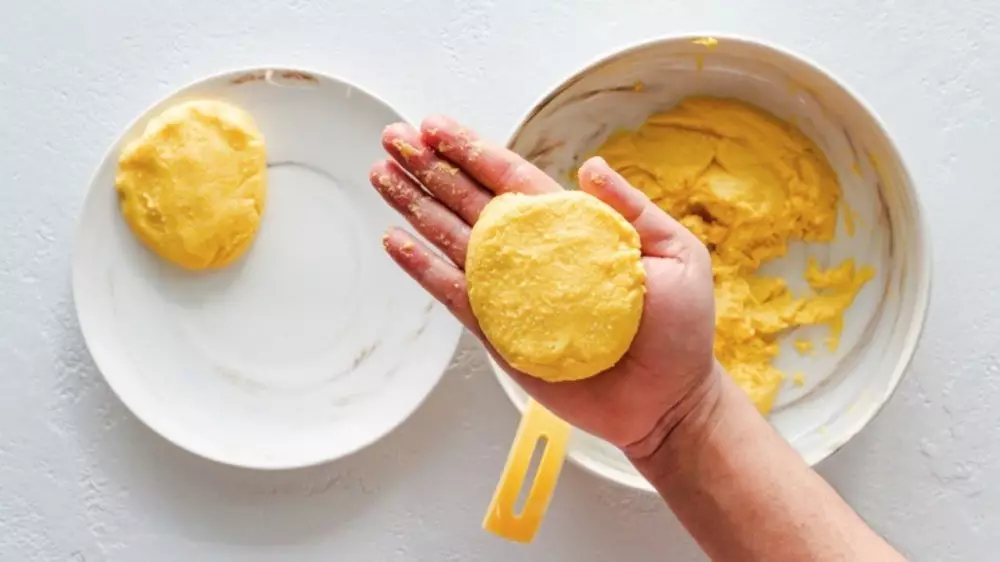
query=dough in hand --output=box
[116,99,267,270]
[466,191,645,382]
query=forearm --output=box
[631,370,904,562]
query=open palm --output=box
[370,116,721,458]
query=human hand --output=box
[370,116,722,459]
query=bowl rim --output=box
[71,64,463,470]
[495,32,933,492]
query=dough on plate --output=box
[466,191,646,382]
[116,99,267,270]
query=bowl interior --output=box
[498,37,929,491]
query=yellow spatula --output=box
[483,399,570,543]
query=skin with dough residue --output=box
[594,96,874,414]
[115,99,267,270]
[465,191,646,382]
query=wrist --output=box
[623,361,727,465]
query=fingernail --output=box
[382,122,410,139]
[370,170,390,188]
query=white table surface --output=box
[1,0,994,560]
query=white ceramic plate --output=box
[492,36,931,492]
[73,68,462,469]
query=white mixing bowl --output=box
[490,35,931,492]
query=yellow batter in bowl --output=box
[466,191,646,382]
[116,99,267,270]
[595,96,873,414]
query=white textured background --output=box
[1,1,994,560]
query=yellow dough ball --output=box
[466,191,646,382]
[115,99,267,270]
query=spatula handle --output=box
[483,399,570,543]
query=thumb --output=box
[577,156,700,261]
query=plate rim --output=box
[71,64,462,470]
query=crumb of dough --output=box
[843,200,857,236]
[115,99,267,270]
[802,257,875,352]
[593,96,874,414]
[434,161,459,176]
[866,150,884,178]
[391,138,423,161]
[465,191,645,382]
[794,339,814,355]
[792,372,806,387]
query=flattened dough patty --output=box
[466,191,645,382]
[116,99,267,270]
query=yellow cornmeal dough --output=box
[116,99,267,270]
[466,191,645,382]
[595,96,873,414]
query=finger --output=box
[382,123,493,224]
[577,156,699,260]
[370,160,470,268]
[420,115,561,196]
[382,227,525,375]
[382,228,478,331]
